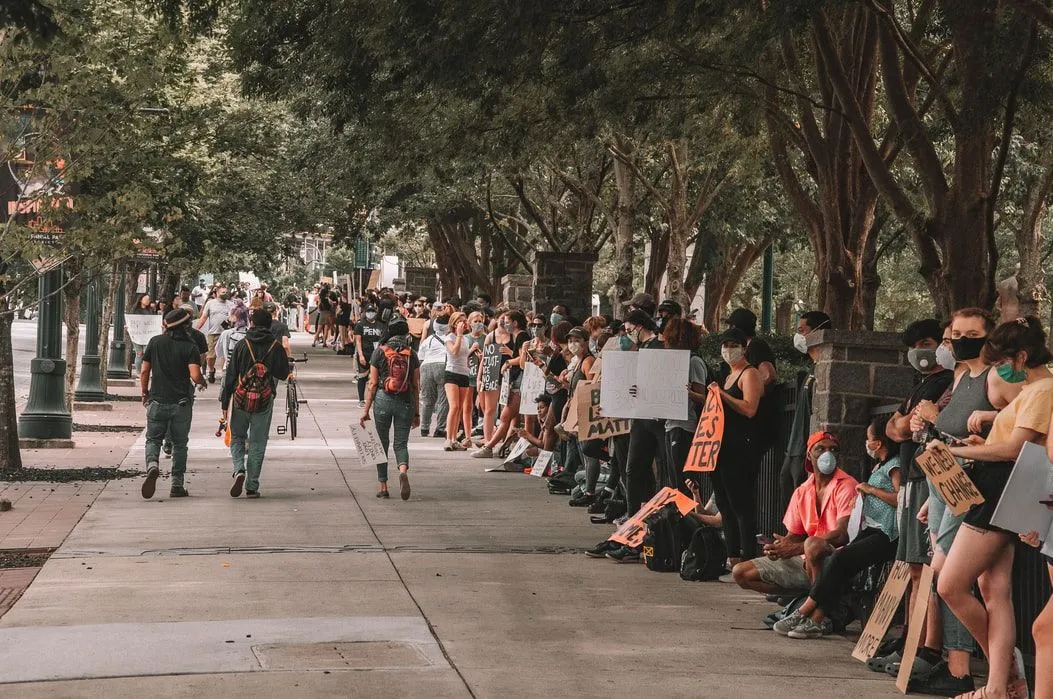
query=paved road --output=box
[0,333,911,697]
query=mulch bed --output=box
[0,551,51,569]
[0,467,142,483]
[72,423,143,433]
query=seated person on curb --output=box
[773,416,901,640]
[732,431,858,598]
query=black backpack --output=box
[642,504,685,572]
[680,525,728,581]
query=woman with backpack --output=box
[217,303,250,371]
[361,317,421,500]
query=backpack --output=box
[382,345,412,394]
[225,328,247,358]
[233,339,279,413]
[642,503,685,572]
[680,525,728,581]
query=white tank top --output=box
[444,335,471,375]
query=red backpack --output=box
[382,345,412,394]
[233,339,279,412]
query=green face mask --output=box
[996,362,1027,383]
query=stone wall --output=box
[533,251,597,318]
[808,329,912,478]
[403,267,438,300]
[501,274,532,310]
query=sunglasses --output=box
[529,322,544,327]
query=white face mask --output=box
[793,332,809,354]
[817,451,837,475]
[935,344,956,370]
[568,341,582,355]
[721,347,744,365]
[865,445,880,460]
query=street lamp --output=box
[106,265,129,378]
[18,265,73,440]
[73,271,106,400]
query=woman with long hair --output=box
[663,317,707,492]
[443,312,474,450]
[472,310,528,458]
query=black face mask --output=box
[952,336,986,361]
[435,315,450,324]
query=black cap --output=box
[567,326,587,340]
[719,327,749,345]
[163,308,191,328]
[625,309,658,332]
[727,308,757,335]
[657,299,682,315]
[624,292,656,314]
[364,304,377,312]
[388,316,409,333]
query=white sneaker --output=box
[773,610,805,636]
[470,446,494,458]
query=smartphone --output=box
[756,534,773,546]
[1040,500,1053,506]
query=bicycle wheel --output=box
[287,380,298,440]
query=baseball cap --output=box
[261,301,277,313]
[719,327,749,346]
[727,308,758,335]
[624,292,656,313]
[625,309,658,332]
[805,431,840,473]
[657,299,682,315]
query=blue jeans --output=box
[230,402,275,493]
[133,343,146,372]
[928,484,976,652]
[145,401,192,486]
[373,391,412,482]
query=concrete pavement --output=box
[0,333,913,697]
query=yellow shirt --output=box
[986,377,1053,446]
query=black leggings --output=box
[357,358,369,402]
[811,527,896,614]
[625,419,666,515]
[606,433,629,496]
[663,428,693,494]
[711,440,759,560]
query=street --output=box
[0,332,909,698]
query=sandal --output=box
[954,689,988,699]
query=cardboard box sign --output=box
[683,384,725,473]
[576,381,631,441]
[914,441,984,516]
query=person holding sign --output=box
[663,317,707,494]
[711,327,764,575]
[129,293,157,373]
[472,311,529,459]
[933,317,1053,699]
[474,320,507,447]
[361,317,421,500]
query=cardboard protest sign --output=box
[599,351,637,418]
[852,561,912,662]
[992,442,1053,542]
[125,314,163,346]
[519,362,547,416]
[480,342,502,392]
[561,382,585,436]
[349,421,388,467]
[530,450,554,477]
[486,437,530,473]
[633,349,690,420]
[683,384,725,473]
[896,565,935,693]
[407,318,427,338]
[499,374,511,406]
[914,441,984,516]
[576,380,631,441]
[608,487,697,549]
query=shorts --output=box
[926,479,966,555]
[206,334,220,360]
[444,372,469,388]
[337,315,351,327]
[316,311,334,325]
[751,554,810,592]
[896,479,931,563]
[962,462,1014,532]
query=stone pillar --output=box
[403,267,438,300]
[501,274,532,310]
[74,274,106,401]
[810,330,913,478]
[532,251,598,318]
[18,267,73,442]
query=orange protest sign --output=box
[608,487,696,549]
[407,318,427,337]
[683,384,724,473]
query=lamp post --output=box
[760,244,774,335]
[18,266,73,439]
[106,266,130,378]
[74,272,106,400]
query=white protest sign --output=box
[599,351,637,418]
[349,421,389,467]
[519,362,547,415]
[847,494,864,543]
[503,437,529,465]
[633,349,689,420]
[530,450,553,477]
[499,374,511,407]
[125,314,163,345]
[992,442,1053,542]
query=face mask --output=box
[619,335,634,351]
[907,347,940,373]
[721,347,744,365]
[793,332,809,354]
[588,339,599,355]
[365,312,377,321]
[550,313,563,326]
[997,362,1027,383]
[472,322,485,332]
[500,320,510,331]
[435,315,450,324]
[528,326,541,338]
[816,451,837,475]
[951,336,986,361]
[433,323,449,335]
[655,315,667,331]
[568,341,582,355]
[865,443,880,460]
[935,344,956,370]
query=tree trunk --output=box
[1015,154,1053,318]
[701,238,771,331]
[0,266,22,469]
[610,137,635,319]
[97,261,119,395]
[663,140,692,309]
[159,268,180,311]
[643,225,669,302]
[63,259,83,413]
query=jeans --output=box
[664,427,693,493]
[229,402,275,493]
[133,342,146,372]
[374,391,412,482]
[928,486,976,652]
[605,433,629,496]
[418,362,449,434]
[810,527,897,615]
[145,401,192,486]
[580,440,602,493]
[625,418,665,515]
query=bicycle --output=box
[276,354,308,440]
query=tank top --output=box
[934,368,996,439]
[721,368,758,449]
[445,335,471,375]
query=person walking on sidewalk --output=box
[221,309,291,499]
[417,310,451,438]
[361,317,421,500]
[140,308,208,500]
[195,284,234,384]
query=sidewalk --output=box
[0,335,909,697]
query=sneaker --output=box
[886,649,940,678]
[208,371,216,384]
[358,400,366,409]
[587,498,609,515]
[399,471,411,500]
[584,540,619,558]
[773,610,806,636]
[162,442,173,458]
[907,662,974,698]
[605,546,640,563]
[443,440,454,451]
[787,617,830,639]
[141,464,160,499]
[169,486,190,498]
[612,515,628,526]
[420,429,430,438]
[867,649,901,674]
[471,426,484,437]
[230,471,245,498]
[450,441,467,451]
[246,490,260,499]
[471,446,494,458]
[569,492,595,507]
[717,572,736,584]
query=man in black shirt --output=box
[355,304,386,408]
[263,301,291,356]
[140,308,207,499]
